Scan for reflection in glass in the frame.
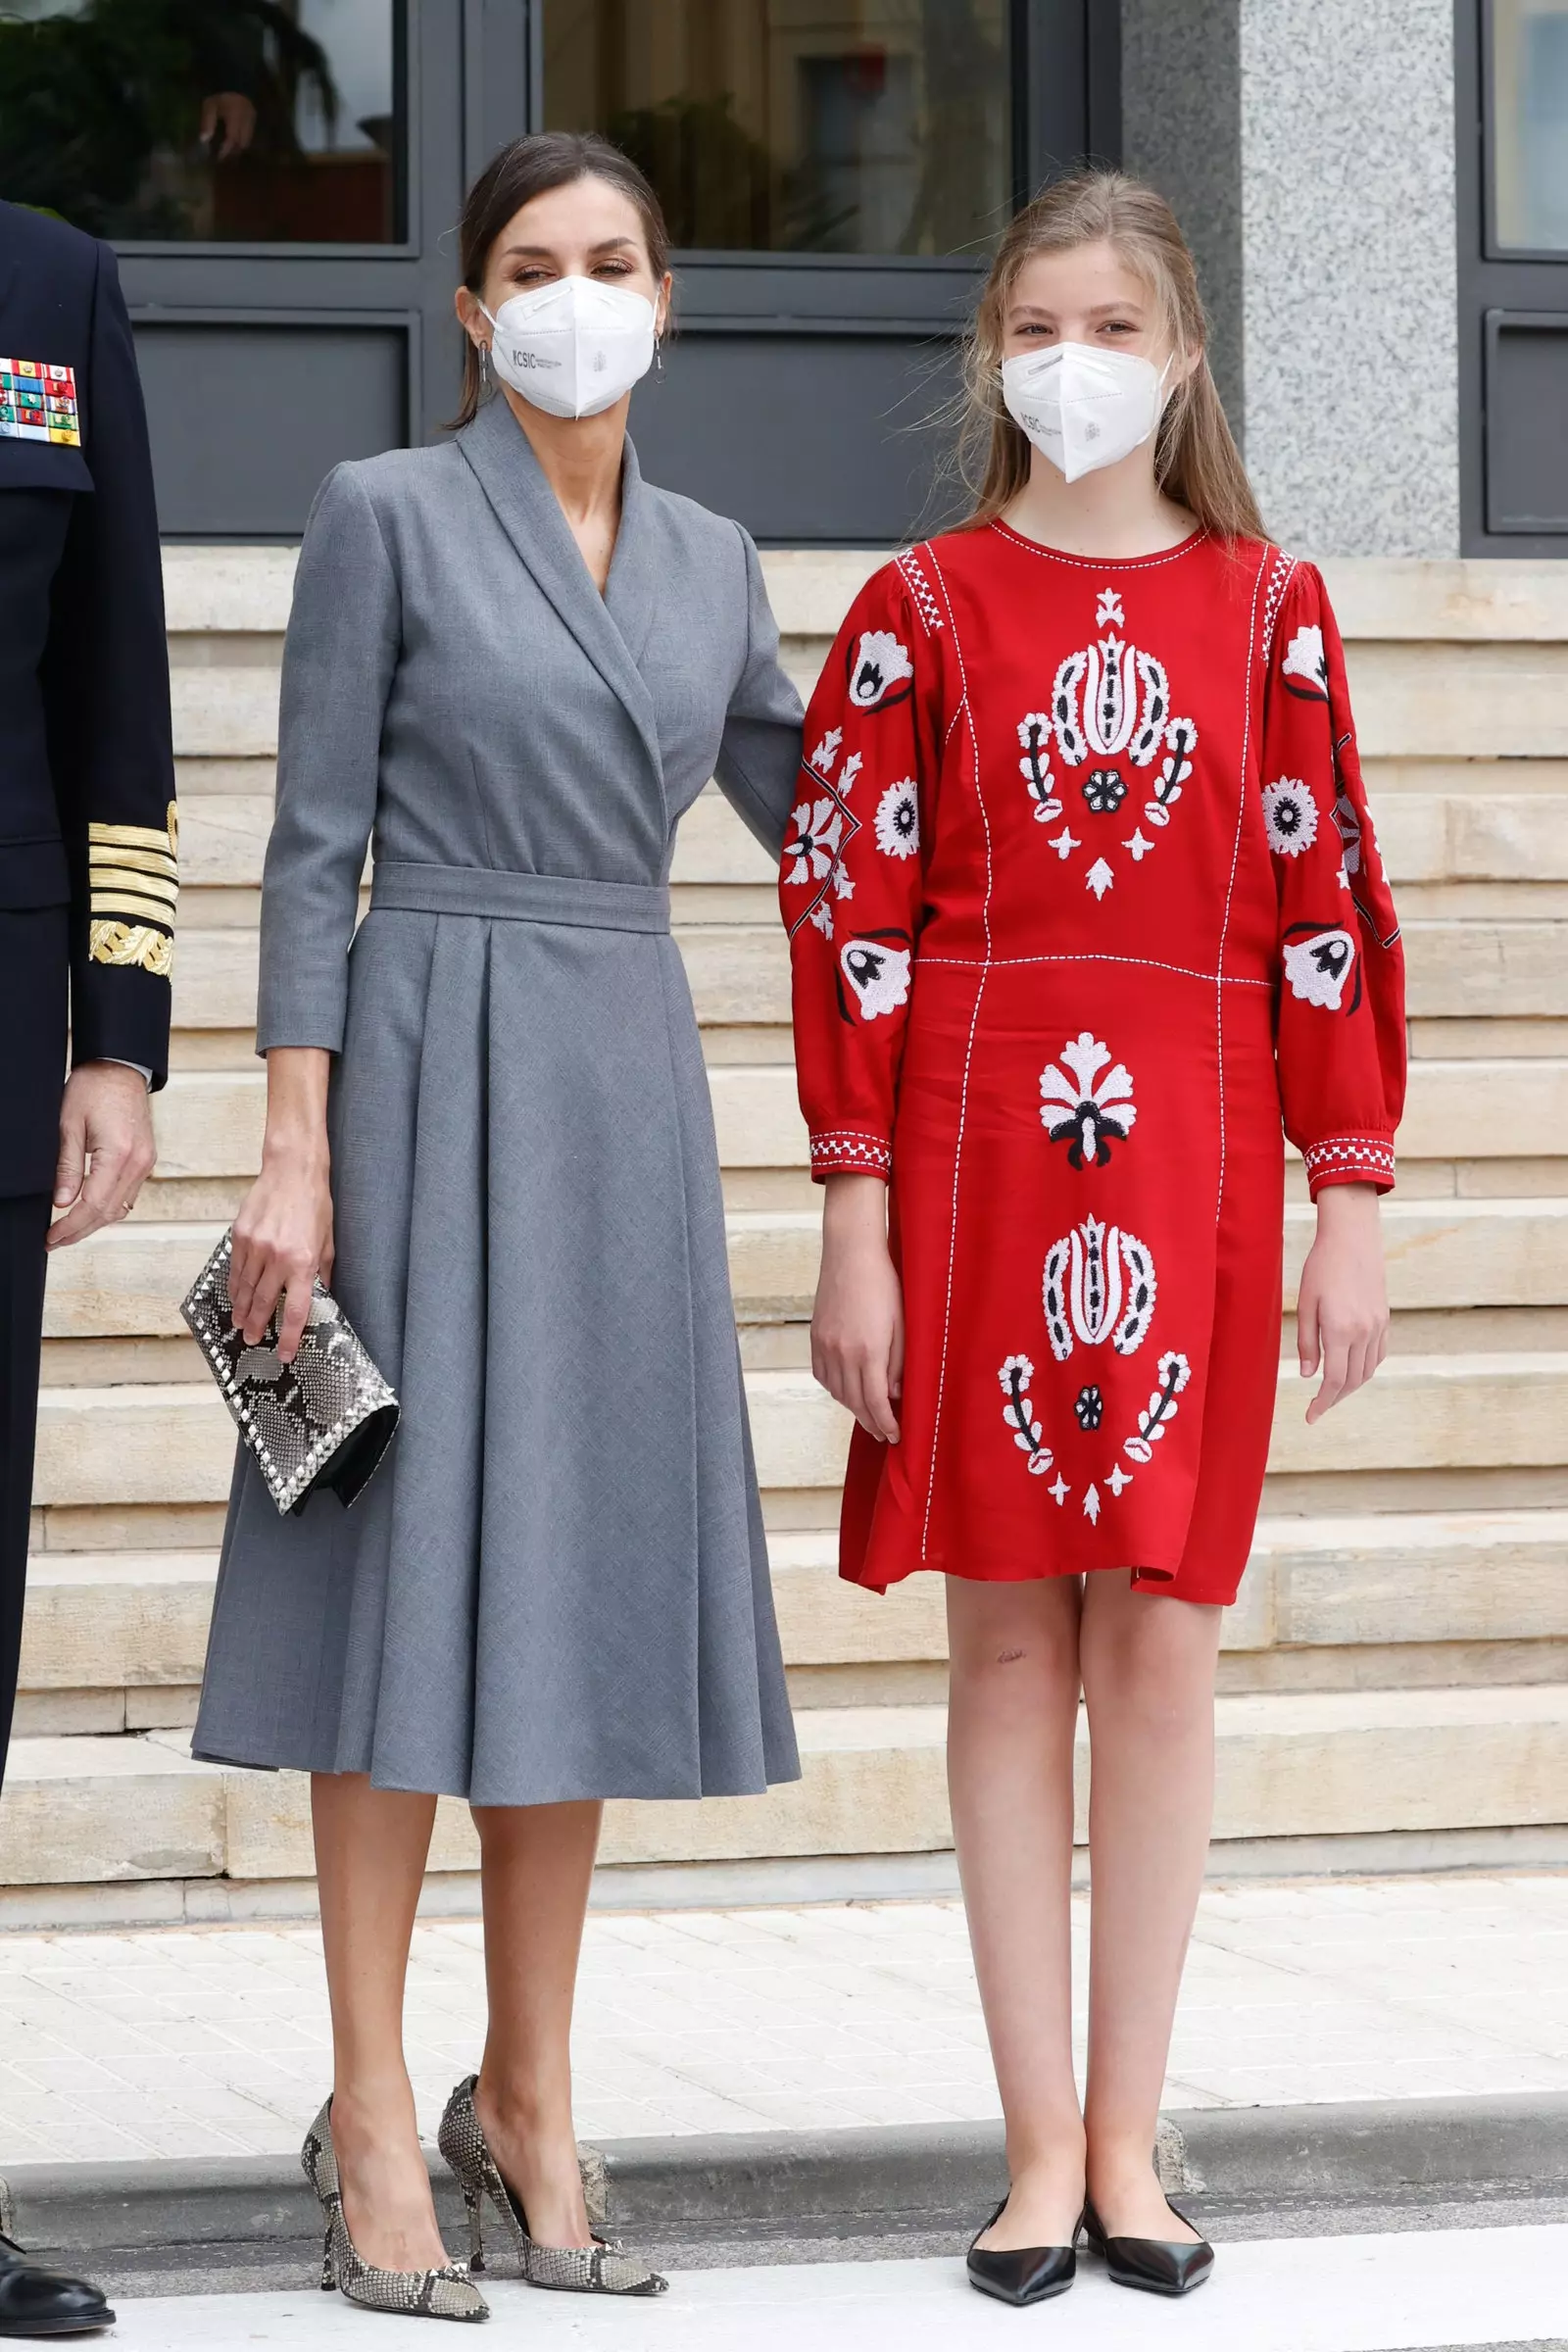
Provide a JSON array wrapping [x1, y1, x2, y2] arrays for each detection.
[[544, 3, 1010, 257], [0, 0, 404, 242], [1492, 0, 1568, 251]]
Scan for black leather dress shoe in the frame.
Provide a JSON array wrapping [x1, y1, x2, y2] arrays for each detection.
[[0, 2233, 115, 2337], [965, 2196, 1083, 2307], [1081, 2197, 1213, 2296]]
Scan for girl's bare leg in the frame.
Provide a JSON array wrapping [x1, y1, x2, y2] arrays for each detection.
[[946, 1574, 1086, 2251], [1078, 1571, 1223, 2238], [470, 1799, 603, 2246], [313, 1772, 449, 2270]]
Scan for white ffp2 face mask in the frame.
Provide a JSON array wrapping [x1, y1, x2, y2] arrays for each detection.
[[480, 276, 657, 419], [1001, 341, 1171, 482]]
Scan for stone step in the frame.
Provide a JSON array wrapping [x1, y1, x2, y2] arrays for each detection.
[[167, 645, 1568, 766], [161, 548, 1568, 645], [164, 920, 1568, 1034], [747, 1353, 1568, 1492], [29, 1353, 1568, 1512], [46, 1198, 1568, 1342], [145, 1060, 1568, 1183], [171, 786, 1568, 895], [20, 1509, 1568, 1700], [4, 1681, 1566, 1888]]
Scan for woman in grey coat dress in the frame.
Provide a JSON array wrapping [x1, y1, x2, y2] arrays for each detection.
[[192, 135, 803, 2321]]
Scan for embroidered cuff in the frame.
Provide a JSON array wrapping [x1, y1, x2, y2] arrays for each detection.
[[1302, 1135, 1396, 1195], [809, 1129, 892, 1182]]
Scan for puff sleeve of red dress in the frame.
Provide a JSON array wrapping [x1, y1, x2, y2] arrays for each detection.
[[1263, 563, 1407, 1197], [779, 563, 944, 1182]]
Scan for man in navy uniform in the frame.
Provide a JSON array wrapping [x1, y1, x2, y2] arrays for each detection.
[[1, 197, 175, 2338]]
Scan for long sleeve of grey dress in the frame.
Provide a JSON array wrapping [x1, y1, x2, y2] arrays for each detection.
[[193, 402, 805, 1804]]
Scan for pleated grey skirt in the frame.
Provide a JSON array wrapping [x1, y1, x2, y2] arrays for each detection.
[[192, 869, 801, 1805]]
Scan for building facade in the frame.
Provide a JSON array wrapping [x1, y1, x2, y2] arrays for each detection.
[[3, 1, 1564, 553]]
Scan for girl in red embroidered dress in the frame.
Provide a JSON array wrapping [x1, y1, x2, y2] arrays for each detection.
[[783, 175, 1403, 2297]]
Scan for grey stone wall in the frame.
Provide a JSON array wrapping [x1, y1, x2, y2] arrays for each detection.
[[1120, 0, 1460, 559], [1237, 0, 1459, 558]]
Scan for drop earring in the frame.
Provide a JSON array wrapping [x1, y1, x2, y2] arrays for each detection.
[[479, 341, 491, 393], [655, 332, 664, 377]]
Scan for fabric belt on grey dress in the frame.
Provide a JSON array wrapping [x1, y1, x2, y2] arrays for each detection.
[[369, 861, 670, 935]]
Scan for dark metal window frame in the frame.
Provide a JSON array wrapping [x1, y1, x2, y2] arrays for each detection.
[[1457, 0, 1568, 551], [110, 0, 1119, 539]]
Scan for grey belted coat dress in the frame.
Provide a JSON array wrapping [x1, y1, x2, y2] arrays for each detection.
[[193, 396, 805, 1806]]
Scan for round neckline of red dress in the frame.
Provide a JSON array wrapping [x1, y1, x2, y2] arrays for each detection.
[[987, 517, 1210, 568]]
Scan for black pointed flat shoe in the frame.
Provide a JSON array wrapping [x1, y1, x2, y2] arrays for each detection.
[[965, 2197, 1082, 2307], [1081, 2197, 1213, 2296]]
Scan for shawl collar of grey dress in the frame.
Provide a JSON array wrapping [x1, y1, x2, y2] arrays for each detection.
[[193, 399, 805, 1804]]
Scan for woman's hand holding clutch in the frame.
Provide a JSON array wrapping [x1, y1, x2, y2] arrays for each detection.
[[229, 1046, 335, 1364]]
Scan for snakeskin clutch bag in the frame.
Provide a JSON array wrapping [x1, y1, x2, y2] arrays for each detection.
[[180, 1229, 399, 1517]]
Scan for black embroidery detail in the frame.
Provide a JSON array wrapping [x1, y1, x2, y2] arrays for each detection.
[[1082, 767, 1127, 814], [1074, 1384, 1102, 1431]]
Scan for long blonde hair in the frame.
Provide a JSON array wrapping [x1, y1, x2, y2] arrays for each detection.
[[956, 171, 1264, 542]]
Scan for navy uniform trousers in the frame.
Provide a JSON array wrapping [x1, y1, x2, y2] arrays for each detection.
[[0, 200, 174, 1795]]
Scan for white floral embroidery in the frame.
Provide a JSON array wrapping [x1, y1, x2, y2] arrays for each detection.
[[1049, 1472, 1069, 1506], [1107, 1463, 1132, 1495], [849, 630, 913, 710], [1048, 827, 1080, 861], [1262, 776, 1319, 858], [1086, 858, 1114, 901], [840, 751, 863, 795], [998, 1354, 1053, 1475], [783, 798, 843, 887], [1054, 632, 1170, 768], [1336, 863, 1350, 892], [1124, 828, 1153, 860], [874, 779, 920, 859], [1124, 1351, 1191, 1462], [840, 937, 911, 1019], [1083, 1483, 1102, 1525], [1045, 1216, 1158, 1358], [1283, 623, 1329, 699], [1017, 711, 1061, 820], [1146, 716, 1197, 828], [1283, 926, 1357, 1009], [807, 901, 834, 939], [1040, 1033, 1137, 1168], [1096, 587, 1124, 628], [810, 726, 843, 773]]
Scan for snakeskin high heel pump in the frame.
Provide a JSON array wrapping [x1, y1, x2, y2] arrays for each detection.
[[437, 2076, 666, 2296], [301, 2096, 489, 2323]]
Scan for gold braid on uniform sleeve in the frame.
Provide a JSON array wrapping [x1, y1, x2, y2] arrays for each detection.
[[88, 800, 178, 976]]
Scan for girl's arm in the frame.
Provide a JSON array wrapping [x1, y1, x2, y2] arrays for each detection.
[[781, 562, 938, 1438], [1263, 562, 1406, 1418]]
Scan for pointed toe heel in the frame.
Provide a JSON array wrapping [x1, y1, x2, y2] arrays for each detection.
[[1082, 2198, 1214, 2296], [301, 2096, 489, 2323], [438, 2076, 666, 2298], [964, 2197, 1081, 2308]]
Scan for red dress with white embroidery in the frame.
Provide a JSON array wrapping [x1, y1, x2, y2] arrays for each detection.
[[781, 525, 1406, 1605]]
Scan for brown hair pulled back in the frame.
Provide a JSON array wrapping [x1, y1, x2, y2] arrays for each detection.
[[451, 132, 671, 430], [957, 170, 1264, 542]]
